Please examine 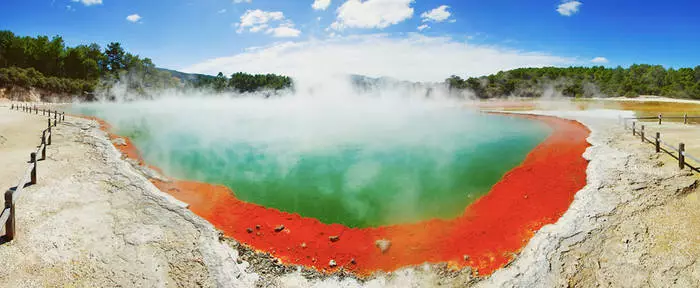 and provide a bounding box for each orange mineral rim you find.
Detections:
[86,113,590,277]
